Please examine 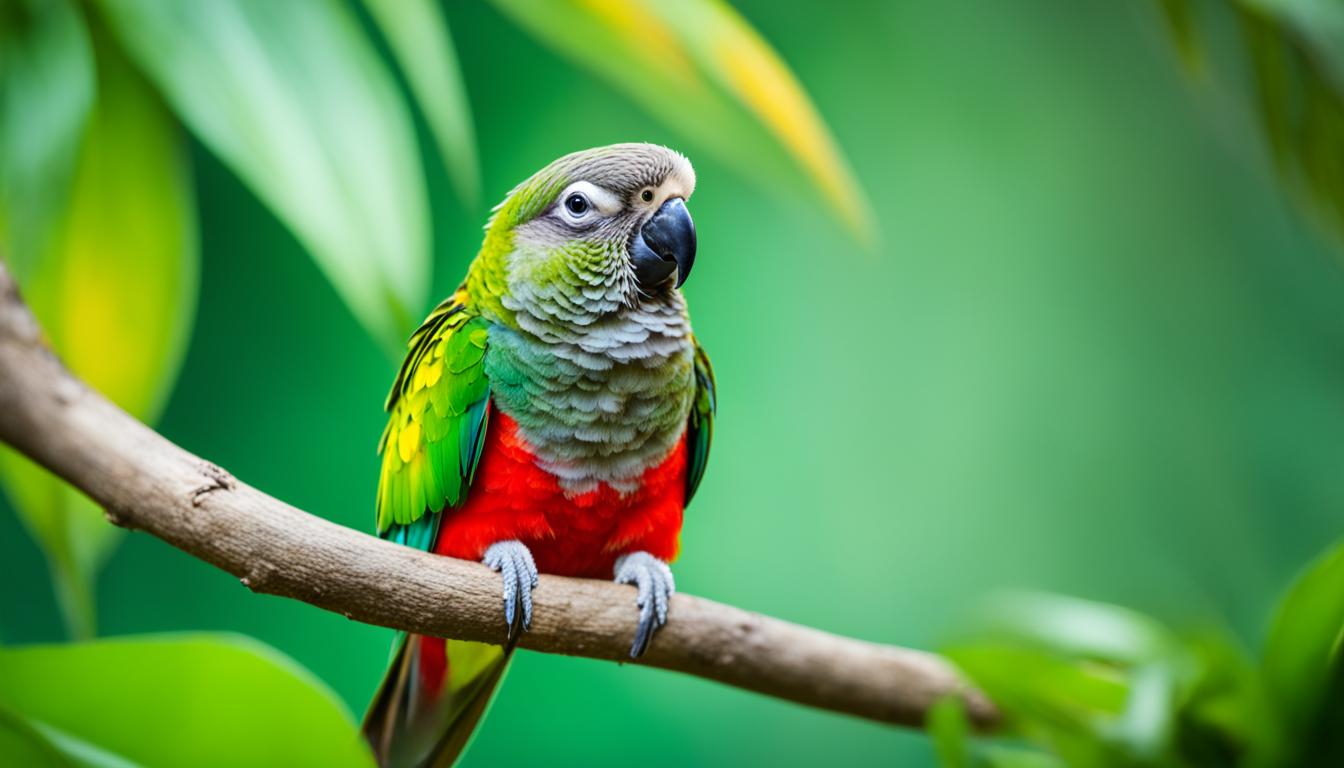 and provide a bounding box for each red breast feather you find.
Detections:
[434,408,686,578]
